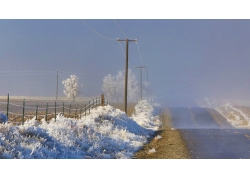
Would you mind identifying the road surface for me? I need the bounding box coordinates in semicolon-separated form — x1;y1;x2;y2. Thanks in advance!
169;107;250;159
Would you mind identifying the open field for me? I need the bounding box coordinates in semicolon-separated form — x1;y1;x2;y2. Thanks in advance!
0;96;137;124
0;96;95;102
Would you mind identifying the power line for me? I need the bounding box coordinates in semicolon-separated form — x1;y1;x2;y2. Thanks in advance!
59;71;106;76
135;66;146;101
114;20;128;38
0;71;55;73
136;42;145;65
0;73;56;77
118;41;125;57
80;20;117;41
113;20;145;66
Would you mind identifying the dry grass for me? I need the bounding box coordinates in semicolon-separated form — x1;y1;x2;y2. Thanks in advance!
133;108;191;159
133;129;191;159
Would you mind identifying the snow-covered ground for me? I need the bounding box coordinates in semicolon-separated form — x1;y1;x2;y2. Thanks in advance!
0;100;161;159
217;102;250;128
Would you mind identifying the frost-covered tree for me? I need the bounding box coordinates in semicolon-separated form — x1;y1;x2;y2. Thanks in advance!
102;69;139;102
62;75;81;101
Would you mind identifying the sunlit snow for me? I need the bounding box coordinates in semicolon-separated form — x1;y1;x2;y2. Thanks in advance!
217;102;250;128
0;100;161;159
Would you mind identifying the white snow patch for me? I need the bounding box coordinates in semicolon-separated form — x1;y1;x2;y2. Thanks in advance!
147;148;156;154
217;102;250;128
0;100;161;159
132;100;161;130
155;135;162;140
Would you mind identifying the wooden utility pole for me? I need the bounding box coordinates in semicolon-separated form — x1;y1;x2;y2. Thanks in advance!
56;70;58;101
135;66;146;101
117;38;137;114
146;68;149;102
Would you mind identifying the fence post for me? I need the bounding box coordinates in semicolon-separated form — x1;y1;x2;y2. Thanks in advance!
6;93;10;119
36;103;38;120
55;101;57;121
63;101;64;116
69;103;71;117
89;100;91;114
80;106;82;119
101;94;104;106
75;105;77;119
46;101;48;122
22;99;25;125
85;104;87;117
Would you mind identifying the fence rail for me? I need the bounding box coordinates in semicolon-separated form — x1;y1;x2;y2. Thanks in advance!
0;94;110;125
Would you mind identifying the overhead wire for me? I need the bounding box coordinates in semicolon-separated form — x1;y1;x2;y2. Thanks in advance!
118;41;125;57
79;19;130;69
135;42;145;66
0;71;55;73
80;19;144;71
114;19;128;38
0;72;56;77
113;20;145;66
80;20;117;41
59;71;106;76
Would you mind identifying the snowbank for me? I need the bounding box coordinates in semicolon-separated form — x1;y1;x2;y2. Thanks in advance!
0;113;7;124
0;101;161;159
217;102;250;128
132;100;161;130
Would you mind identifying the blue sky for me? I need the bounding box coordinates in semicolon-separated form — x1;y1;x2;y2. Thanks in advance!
1;19;250;106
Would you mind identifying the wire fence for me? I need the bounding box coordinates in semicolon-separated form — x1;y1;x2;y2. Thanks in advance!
0;94;110;125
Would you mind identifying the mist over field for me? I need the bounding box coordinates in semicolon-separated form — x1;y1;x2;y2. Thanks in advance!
1;20;250;107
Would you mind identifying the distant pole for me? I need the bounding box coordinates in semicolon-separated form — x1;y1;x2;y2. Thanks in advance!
56;70;58;101
22;99;25;125
117;38;138;114
7;93;9;119
135;66;146;101
147;68;149;102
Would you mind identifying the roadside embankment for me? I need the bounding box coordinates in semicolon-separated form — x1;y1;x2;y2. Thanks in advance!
133;108;191;159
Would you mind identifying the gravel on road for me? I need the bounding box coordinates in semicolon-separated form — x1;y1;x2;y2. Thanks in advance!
133;108;191;159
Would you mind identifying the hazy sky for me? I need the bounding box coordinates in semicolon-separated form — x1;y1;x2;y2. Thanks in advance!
1;19;250;106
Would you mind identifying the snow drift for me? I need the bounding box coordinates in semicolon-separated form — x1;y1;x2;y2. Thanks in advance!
0;113;7;124
217;102;250;128
0;101;161;159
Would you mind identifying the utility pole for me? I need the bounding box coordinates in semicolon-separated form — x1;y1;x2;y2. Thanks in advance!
135;66;146;101
117;38;137;114
56;70;58;101
146;68;149;102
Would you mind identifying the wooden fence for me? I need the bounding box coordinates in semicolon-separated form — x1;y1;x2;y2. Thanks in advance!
0;94;110;125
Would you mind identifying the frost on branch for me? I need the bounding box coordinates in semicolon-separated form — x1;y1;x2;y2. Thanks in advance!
102;69;139;102
62;75;81;101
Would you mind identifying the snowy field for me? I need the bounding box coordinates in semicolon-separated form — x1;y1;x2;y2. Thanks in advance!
217;102;250;129
0;100;161;159
0;96;93;102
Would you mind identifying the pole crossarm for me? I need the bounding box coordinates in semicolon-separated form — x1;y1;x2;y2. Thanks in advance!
117;39;138;43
